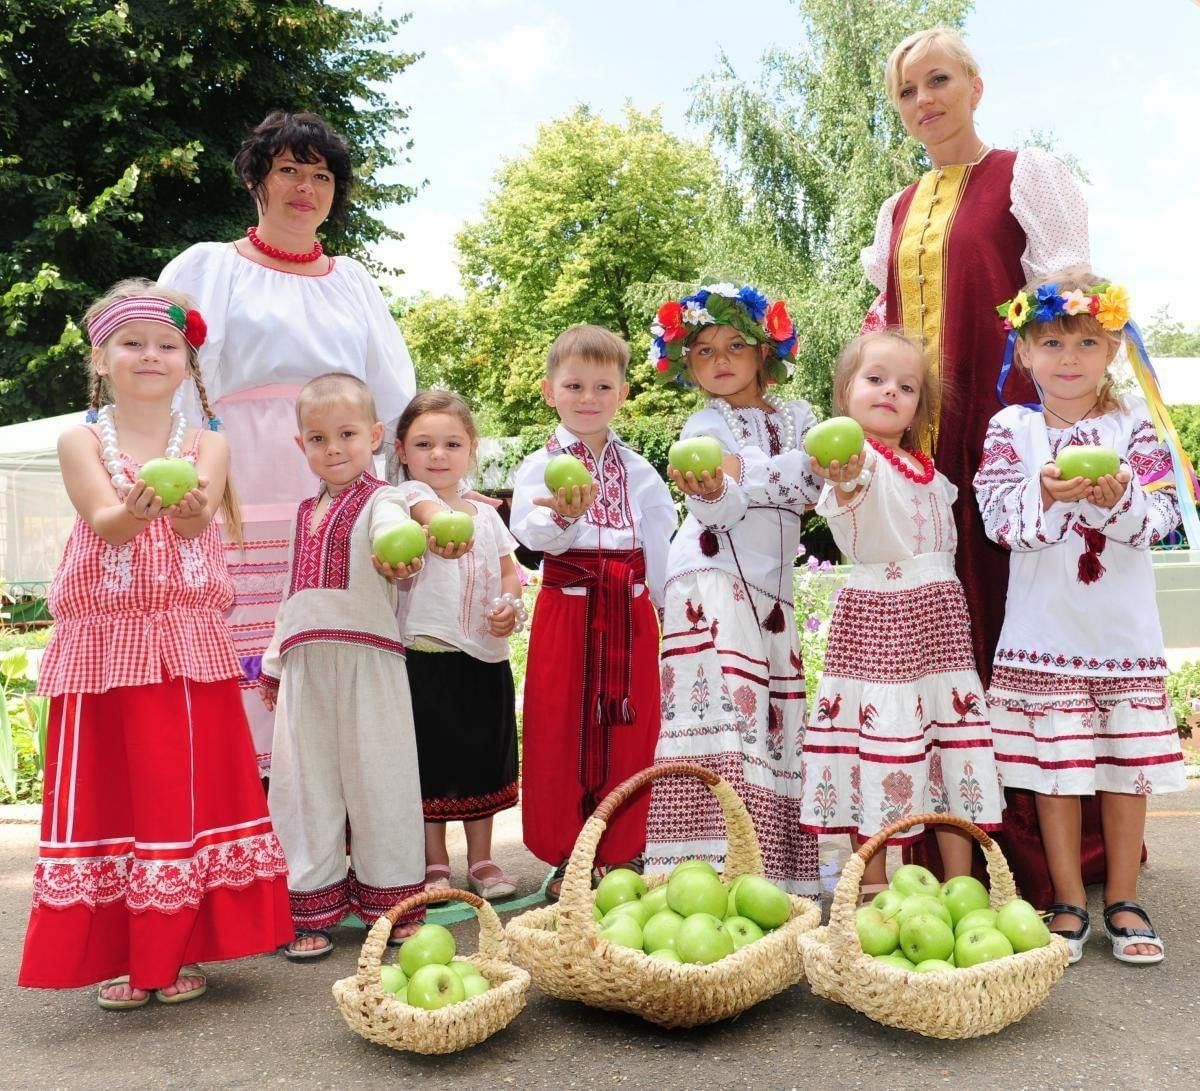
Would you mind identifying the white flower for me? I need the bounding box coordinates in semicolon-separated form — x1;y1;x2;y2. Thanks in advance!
650;322;664;337
682;304;714;326
646;343;659;363
702;282;739;297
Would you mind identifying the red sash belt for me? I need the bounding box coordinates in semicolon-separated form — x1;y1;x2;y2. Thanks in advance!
542;548;646;814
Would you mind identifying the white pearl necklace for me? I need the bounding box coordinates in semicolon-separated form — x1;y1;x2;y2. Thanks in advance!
97;404;186;497
707;393;797;453
489;591;529;634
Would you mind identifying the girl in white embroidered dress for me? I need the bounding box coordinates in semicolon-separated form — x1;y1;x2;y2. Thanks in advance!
798;330;1003;898
20;280;291;1010
643;285;823;895
975;270;1186;963
392;391;523;901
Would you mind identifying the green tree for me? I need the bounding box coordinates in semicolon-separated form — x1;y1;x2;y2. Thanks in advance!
1144;307;1200;357
0;0;419;424
400;106;718;434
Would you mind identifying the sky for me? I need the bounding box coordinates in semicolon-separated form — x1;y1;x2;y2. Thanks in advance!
337;0;1200;325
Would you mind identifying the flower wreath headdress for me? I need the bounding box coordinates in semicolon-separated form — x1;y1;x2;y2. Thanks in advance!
995;280;1199;546
649;283;798;387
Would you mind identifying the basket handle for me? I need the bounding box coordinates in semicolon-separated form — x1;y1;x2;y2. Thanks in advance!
354;888;508;999
557;760;764;944
828;812;1018;958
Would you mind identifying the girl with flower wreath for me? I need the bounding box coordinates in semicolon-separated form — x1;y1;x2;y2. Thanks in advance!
642;284;823;895
796;329;1003;896
975;270;1196;964
18;280;292;1009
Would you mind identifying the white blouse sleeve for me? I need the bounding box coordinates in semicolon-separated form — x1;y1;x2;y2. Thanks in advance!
339;257;416;427
636;472;678;609
1011;147;1090;283
735;403;822;510
508;450;588;554
861;191;900;291
678;411;750;530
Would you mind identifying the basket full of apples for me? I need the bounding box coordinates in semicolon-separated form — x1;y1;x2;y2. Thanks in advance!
799;813;1070;1039
332;888;531;1054
503;761;820;1029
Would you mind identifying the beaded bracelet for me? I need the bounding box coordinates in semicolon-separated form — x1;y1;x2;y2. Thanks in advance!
490;592;529;634
838;466;874;494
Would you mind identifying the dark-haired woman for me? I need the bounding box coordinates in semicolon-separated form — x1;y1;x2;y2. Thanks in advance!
161;111;415;778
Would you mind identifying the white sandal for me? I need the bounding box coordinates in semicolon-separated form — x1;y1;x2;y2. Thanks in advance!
1103;901;1164;965
467;859;517;901
1045;903;1091;965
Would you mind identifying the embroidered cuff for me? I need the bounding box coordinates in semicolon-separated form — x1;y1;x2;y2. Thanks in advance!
259;672;280;692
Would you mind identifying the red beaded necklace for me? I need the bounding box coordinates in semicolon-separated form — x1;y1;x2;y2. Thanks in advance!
245;226;324;264
867;435;935;484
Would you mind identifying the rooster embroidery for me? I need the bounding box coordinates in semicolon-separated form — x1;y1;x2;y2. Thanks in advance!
684;598;707;630
816;694;843;723
951;688;982;721
858;703;878;731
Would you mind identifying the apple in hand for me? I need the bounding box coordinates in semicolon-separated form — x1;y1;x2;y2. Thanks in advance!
668;436;723;477
954;925;1015;968
675;912;735;964
723;915;766;951
1055;445;1121;484
995;898;1052;952
899;912;956;965
398;923;456;976
803;416;865;468
544;453;593;493
941;875;991;926
896;893;952;928
378;964;408;995
733;875;791;930
428;509;474;547
595;867;647;915
406;963;466;1010
641;909;686;953
138;457;199;507
889;864;941;899
855;906;900;956
597;913;643;950
954;907;999;938
667;868;728;919
373;518;427;566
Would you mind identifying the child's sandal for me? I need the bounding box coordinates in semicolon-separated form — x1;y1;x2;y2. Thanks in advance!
545;861;569;904
1045;902;1091;964
467;859;517;901
1103;900;1164;965
283;928;334;961
97;975;150;1011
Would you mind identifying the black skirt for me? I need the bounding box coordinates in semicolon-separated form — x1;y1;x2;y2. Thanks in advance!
406;647;519;822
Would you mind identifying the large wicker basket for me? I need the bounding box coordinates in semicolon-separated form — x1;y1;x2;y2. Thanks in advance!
504;761;820;1029
333;888;531;1055
799;813;1070;1038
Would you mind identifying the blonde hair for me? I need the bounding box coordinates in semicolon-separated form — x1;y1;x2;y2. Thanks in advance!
546;324;630;378
84;278;243;543
393;389;479;481
294;373;379;430
1015;267;1123;415
833;330;938;452
885;27;979;107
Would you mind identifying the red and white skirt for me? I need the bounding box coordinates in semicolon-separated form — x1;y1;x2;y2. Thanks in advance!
987;665;1185;796
19;675;293;991
646;570;818;895
798;555;1004;843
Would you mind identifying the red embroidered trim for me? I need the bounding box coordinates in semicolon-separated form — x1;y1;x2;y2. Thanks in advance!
867;436;935;483
279;629;406;657
423;782;519;821
289;475;384;596
994;648;1168;673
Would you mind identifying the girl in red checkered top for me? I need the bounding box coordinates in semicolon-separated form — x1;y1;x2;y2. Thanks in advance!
18;279;292;1010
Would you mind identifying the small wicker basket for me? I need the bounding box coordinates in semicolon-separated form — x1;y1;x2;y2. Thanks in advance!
504;761;820;1029
332;888;531;1055
799;812;1070;1039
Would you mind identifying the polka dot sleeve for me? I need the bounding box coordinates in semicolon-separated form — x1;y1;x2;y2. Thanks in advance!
861;190;901;290
1011;146;1091;283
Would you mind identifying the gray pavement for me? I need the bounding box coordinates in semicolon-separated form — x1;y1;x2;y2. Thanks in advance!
1;785;1198;1090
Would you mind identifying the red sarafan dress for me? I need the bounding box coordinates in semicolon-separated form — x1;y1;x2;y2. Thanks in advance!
18;431;293;991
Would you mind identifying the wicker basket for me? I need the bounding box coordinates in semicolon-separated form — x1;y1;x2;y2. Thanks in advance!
799;813;1070;1039
504;761;820;1029
332;888;531;1055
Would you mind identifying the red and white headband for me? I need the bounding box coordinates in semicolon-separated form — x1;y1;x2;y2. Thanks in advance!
86;295;208;351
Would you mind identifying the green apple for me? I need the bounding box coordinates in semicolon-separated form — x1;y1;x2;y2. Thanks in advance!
595;867;646;915
138;457;198;507
641;885;670;918
668;436;723;477
899;912;956;965
889;864;942;899
447;959;478;981
378;964;408;995
671;859;720;878
398;923;456;976
912;959;956;973
874;952;916;971
603;900;651;928
461;974;490;999
803;416;865;468
995;899;1052;952
723;915;766;951
1055;445;1121;484
954;925;1015;968
597;912;643;950
428;509;474;547
641;909;686;953
666;868;727;919
733;875;791;930
592;902;603;922
941;875;991;926
871;888;906;920
855;906;901;956
648;947;682;962
675;912;735;964
406;963;466;1010
544;453;593;493
896;893;952;928
373;518;427;566
954;907;999;938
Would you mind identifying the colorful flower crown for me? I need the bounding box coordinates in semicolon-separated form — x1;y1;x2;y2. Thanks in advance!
648;283;797;386
996;281;1130;335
